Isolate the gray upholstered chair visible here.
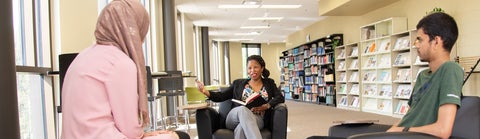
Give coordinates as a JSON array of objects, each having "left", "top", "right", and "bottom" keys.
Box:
[{"left": 195, "top": 99, "right": 288, "bottom": 139}]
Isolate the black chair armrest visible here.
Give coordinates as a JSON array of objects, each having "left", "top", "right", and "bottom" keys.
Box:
[
  {"left": 329, "top": 123, "right": 391, "bottom": 138},
  {"left": 348, "top": 132, "right": 439, "bottom": 139},
  {"left": 196, "top": 107, "right": 220, "bottom": 139},
  {"left": 271, "top": 103, "right": 288, "bottom": 139}
]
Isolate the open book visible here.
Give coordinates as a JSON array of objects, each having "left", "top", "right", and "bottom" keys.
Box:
[{"left": 232, "top": 93, "right": 268, "bottom": 109}]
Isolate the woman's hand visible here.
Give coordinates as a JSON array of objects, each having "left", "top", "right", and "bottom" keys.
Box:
[
  {"left": 195, "top": 79, "right": 210, "bottom": 97},
  {"left": 143, "top": 130, "right": 178, "bottom": 139},
  {"left": 251, "top": 103, "right": 271, "bottom": 114}
]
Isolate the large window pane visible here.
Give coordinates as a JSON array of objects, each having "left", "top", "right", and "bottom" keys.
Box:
[
  {"left": 17, "top": 72, "right": 46, "bottom": 139},
  {"left": 13, "top": 0, "right": 35, "bottom": 66}
]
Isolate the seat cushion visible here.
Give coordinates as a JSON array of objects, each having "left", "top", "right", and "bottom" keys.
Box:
[{"left": 213, "top": 128, "right": 271, "bottom": 139}]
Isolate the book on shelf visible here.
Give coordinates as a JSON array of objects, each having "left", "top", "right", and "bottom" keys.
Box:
[
  {"left": 395, "top": 100, "right": 410, "bottom": 114},
  {"left": 394, "top": 52, "right": 411, "bottom": 66},
  {"left": 393, "top": 36, "right": 410, "bottom": 50},
  {"left": 350, "top": 47, "right": 359, "bottom": 57},
  {"left": 350, "top": 96, "right": 360, "bottom": 108},
  {"left": 379, "top": 85, "right": 392, "bottom": 97},
  {"left": 349, "top": 59, "right": 359, "bottom": 69},
  {"left": 232, "top": 93, "right": 268, "bottom": 109},
  {"left": 395, "top": 85, "right": 412, "bottom": 98},
  {"left": 350, "top": 84, "right": 360, "bottom": 95},
  {"left": 349, "top": 72, "right": 359, "bottom": 82}
]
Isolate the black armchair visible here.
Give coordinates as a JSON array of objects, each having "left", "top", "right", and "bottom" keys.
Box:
[
  {"left": 324, "top": 96, "right": 480, "bottom": 139},
  {"left": 196, "top": 100, "right": 288, "bottom": 139}
]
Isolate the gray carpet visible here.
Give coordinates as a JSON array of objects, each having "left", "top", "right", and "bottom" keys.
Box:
[{"left": 181, "top": 100, "right": 400, "bottom": 139}]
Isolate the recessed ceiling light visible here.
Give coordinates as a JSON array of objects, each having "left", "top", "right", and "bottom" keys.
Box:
[
  {"left": 218, "top": 4, "right": 301, "bottom": 9},
  {"left": 242, "top": 0, "right": 262, "bottom": 5},
  {"left": 218, "top": 4, "right": 259, "bottom": 8},
  {"left": 248, "top": 17, "right": 283, "bottom": 21},
  {"left": 260, "top": 5, "right": 302, "bottom": 9},
  {"left": 240, "top": 26, "right": 270, "bottom": 29}
]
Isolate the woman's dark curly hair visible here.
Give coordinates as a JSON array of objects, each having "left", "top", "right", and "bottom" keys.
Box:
[{"left": 247, "top": 55, "right": 270, "bottom": 78}]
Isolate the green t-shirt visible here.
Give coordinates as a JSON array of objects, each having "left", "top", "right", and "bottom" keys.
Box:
[{"left": 398, "top": 61, "right": 463, "bottom": 127}]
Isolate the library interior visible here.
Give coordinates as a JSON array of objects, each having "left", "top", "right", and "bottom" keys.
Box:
[{"left": 1, "top": 0, "right": 480, "bottom": 139}]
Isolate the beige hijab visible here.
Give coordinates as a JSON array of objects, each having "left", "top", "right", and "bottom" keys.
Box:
[{"left": 94, "top": 0, "right": 150, "bottom": 126}]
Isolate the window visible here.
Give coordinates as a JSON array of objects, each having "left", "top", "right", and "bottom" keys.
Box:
[
  {"left": 12, "top": 0, "right": 52, "bottom": 138},
  {"left": 242, "top": 43, "right": 261, "bottom": 78}
]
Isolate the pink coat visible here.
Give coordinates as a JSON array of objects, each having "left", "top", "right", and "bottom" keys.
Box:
[{"left": 61, "top": 45, "right": 176, "bottom": 139}]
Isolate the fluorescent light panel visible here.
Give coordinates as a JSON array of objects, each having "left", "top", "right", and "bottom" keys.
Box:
[
  {"left": 260, "top": 5, "right": 302, "bottom": 9},
  {"left": 248, "top": 17, "right": 283, "bottom": 21},
  {"left": 234, "top": 32, "right": 261, "bottom": 35},
  {"left": 218, "top": 4, "right": 301, "bottom": 9},
  {"left": 240, "top": 26, "right": 270, "bottom": 29},
  {"left": 218, "top": 4, "right": 259, "bottom": 8}
]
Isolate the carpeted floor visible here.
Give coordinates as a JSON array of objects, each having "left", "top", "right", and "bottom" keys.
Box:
[{"left": 180, "top": 100, "right": 400, "bottom": 139}]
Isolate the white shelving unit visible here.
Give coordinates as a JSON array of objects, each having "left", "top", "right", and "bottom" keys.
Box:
[{"left": 335, "top": 43, "right": 361, "bottom": 110}]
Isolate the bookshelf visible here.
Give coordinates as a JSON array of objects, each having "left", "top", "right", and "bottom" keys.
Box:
[
  {"left": 336, "top": 17, "right": 428, "bottom": 117},
  {"left": 335, "top": 43, "right": 361, "bottom": 110},
  {"left": 280, "top": 34, "right": 343, "bottom": 106}
]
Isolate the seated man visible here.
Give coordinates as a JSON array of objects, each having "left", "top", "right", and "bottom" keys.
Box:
[{"left": 386, "top": 12, "right": 463, "bottom": 139}]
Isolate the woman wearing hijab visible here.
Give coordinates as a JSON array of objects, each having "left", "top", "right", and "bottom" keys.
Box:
[{"left": 61, "top": 0, "right": 187, "bottom": 138}]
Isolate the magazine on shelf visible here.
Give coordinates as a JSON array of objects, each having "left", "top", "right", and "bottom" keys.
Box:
[
  {"left": 393, "top": 36, "right": 410, "bottom": 50},
  {"left": 394, "top": 52, "right": 410, "bottom": 66},
  {"left": 365, "top": 56, "right": 377, "bottom": 68},
  {"left": 349, "top": 72, "right": 359, "bottom": 82},
  {"left": 379, "top": 85, "right": 392, "bottom": 97},
  {"left": 338, "top": 61, "right": 346, "bottom": 70},
  {"left": 350, "top": 84, "right": 360, "bottom": 95},
  {"left": 395, "top": 100, "right": 410, "bottom": 114},
  {"left": 350, "top": 96, "right": 360, "bottom": 107},
  {"left": 339, "top": 96, "right": 348, "bottom": 106},
  {"left": 232, "top": 93, "right": 267, "bottom": 109},
  {"left": 395, "top": 85, "right": 412, "bottom": 98},
  {"left": 363, "top": 84, "right": 377, "bottom": 96},
  {"left": 378, "top": 100, "right": 392, "bottom": 112},
  {"left": 349, "top": 59, "right": 359, "bottom": 69},
  {"left": 378, "top": 55, "right": 391, "bottom": 68},
  {"left": 338, "top": 49, "right": 346, "bottom": 59},
  {"left": 350, "top": 47, "right": 359, "bottom": 57},
  {"left": 378, "top": 39, "right": 391, "bottom": 52}
]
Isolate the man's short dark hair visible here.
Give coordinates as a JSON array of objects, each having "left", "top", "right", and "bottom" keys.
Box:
[{"left": 416, "top": 12, "right": 458, "bottom": 52}]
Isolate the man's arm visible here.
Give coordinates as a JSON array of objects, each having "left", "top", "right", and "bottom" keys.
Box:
[{"left": 388, "top": 104, "right": 457, "bottom": 139}]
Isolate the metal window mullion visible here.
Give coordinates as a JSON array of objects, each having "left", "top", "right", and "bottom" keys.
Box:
[{"left": 31, "top": 0, "right": 39, "bottom": 68}]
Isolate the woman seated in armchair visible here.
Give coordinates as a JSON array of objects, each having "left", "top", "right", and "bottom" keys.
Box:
[{"left": 196, "top": 55, "right": 285, "bottom": 139}]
